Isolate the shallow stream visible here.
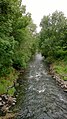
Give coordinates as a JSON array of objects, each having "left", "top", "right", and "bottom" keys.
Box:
[{"left": 14, "top": 54, "right": 67, "bottom": 119}]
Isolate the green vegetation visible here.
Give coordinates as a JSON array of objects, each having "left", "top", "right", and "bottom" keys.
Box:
[
  {"left": 0, "top": 0, "right": 37, "bottom": 95},
  {"left": 53, "top": 60, "right": 67, "bottom": 80},
  {"left": 39, "top": 11, "right": 67, "bottom": 80},
  {"left": 0, "top": 1, "right": 67, "bottom": 95},
  {"left": 0, "top": 69, "right": 19, "bottom": 95}
]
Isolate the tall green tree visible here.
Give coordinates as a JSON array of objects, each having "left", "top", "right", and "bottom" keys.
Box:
[
  {"left": 39, "top": 11, "right": 67, "bottom": 62},
  {"left": 0, "top": 0, "right": 37, "bottom": 76}
]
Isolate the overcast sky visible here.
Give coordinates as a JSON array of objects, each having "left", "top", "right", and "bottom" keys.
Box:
[{"left": 22, "top": 0, "right": 67, "bottom": 32}]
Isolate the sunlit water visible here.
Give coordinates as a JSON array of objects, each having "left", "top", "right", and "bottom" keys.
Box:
[{"left": 14, "top": 54, "right": 67, "bottom": 119}]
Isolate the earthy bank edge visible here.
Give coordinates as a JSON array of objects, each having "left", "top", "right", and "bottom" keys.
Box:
[
  {"left": 49, "top": 64, "right": 67, "bottom": 92},
  {"left": 0, "top": 69, "right": 25, "bottom": 119},
  {"left": 0, "top": 113, "right": 15, "bottom": 119}
]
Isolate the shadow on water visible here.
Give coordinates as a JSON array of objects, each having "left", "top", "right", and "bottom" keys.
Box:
[{"left": 14, "top": 53, "right": 67, "bottom": 119}]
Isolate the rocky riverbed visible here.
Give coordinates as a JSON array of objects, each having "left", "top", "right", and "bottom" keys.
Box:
[
  {"left": 0, "top": 94, "right": 16, "bottom": 116},
  {"left": 14, "top": 54, "right": 67, "bottom": 119}
]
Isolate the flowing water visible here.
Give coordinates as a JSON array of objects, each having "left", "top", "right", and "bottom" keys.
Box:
[{"left": 14, "top": 54, "right": 67, "bottom": 119}]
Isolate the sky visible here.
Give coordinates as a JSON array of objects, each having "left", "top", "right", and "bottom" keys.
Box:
[{"left": 22, "top": 0, "right": 67, "bottom": 32}]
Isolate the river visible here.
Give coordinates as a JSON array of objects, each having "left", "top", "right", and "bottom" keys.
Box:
[{"left": 14, "top": 54, "right": 67, "bottom": 119}]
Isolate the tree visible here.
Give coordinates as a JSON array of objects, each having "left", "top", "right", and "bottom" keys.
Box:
[
  {"left": 39, "top": 11, "right": 67, "bottom": 62},
  {"left": 0, "top": 0, "right": 37, "bottom": 76}
]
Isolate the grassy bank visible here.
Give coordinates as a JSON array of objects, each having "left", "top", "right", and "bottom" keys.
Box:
[
  {"left": 52, "top": 60, "right": 67, "bottom": 81},
  {"left": 0, "top": 68, "right": 19, "bottom": 96}
]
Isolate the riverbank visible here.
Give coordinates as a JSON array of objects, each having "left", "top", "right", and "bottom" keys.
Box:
[
  {"left": 0, "top": 54, "right": 35, "bottom": 118},
  {"left": 0, "top": 73, "right": 16, "bottom": 118},
  {"left": 0, "top": 67, "right": 26, "bottom": 118},
  {"left": 49, "top": 60, "right": 67, "bottom": 91},
  {"left": 0, "top": 69, "right": 19, "bottom": 95},
  {"left": 0, "top": 68, "right": 23, "bottom": 118}
]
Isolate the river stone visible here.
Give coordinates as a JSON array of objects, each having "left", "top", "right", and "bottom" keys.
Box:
[
  {"left": 12, "top": 102, "right": 15, "bottom": 106},
  {"left": 64, "top": 89, "right": 67, "bottom": 92},
  {"left": 2, "top": 94, "right": 8, "bottom": 101},
  {"left": 13, "top": 98, "right": 16, "bottom": 103},
  {"left": 0, "top": 97, "right": 2, "bottom": 101},
  {"left": 0, "top": 102, "right": 3, "bottom": 106},
  {"left": 2, "top": 101, "right": 6, "bottom": 105},
  {"left": 1, "top": 105, "right": 9, "bottom": 114}
]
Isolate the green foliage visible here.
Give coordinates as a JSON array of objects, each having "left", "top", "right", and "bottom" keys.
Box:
[
  {"left": 8, "top": 87, "right": 16, "bottom": 96},
  {"left": 39, "top": 11, "right": 67, "bottom": 61},
  {"left": 39, "top": 11, "right": 67, "bottom": 80},
  {"left": 0, "top": 79, "right": 15, "bottom": 95},
  {"left": 0, "top": 0, "right": 37, "bottom": 75},
  {"left": 0, "top": 36, "right": 16, "bottom": 76},
  {"left": 0, "top": 68, "right": 18, "bottom": 95},
  {"left": 0, "top": 0, "right": 37, "bottom": 94},
  {"left": 53, "top": 60, "right": 67, "bottom": 80}
]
